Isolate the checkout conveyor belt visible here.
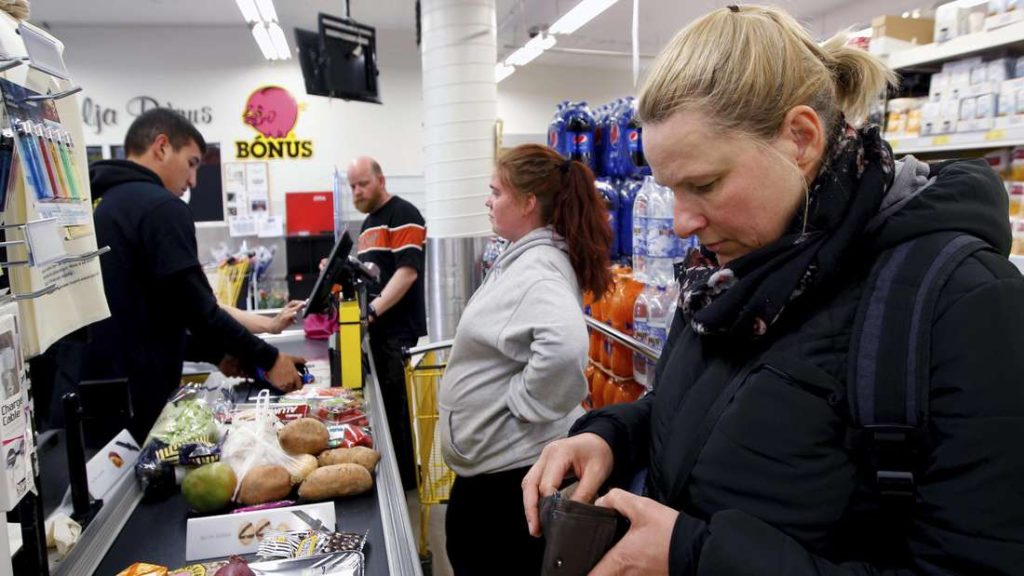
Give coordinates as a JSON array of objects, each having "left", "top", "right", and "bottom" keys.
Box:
[{"left": 39, "top": 331, "right": 420, "bottom": 576}]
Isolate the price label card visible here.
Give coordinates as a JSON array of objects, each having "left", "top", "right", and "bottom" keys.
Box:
[
  {"left": 932, "top": 135, "right": 951, "bottom": 146},
  {"left": 986, "top": 130, "right": 1007, "bottom": 141}
]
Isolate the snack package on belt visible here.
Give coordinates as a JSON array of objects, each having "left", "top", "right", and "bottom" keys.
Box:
[
  {"left": 167, "top": 560, "right": 229, "bottom": 576},
  {"left": 258, "top": 529, "right": 368, "bottom": 560},
  {"left": 314, "top": 395, "right": 367, "bottom": 426},
  {"left": 117, "top": 563, "right": 168, "bottom": 576},
  {"left": 327, "top": 424, "right": 373, "bottom": 449},
  {"left": 248, "top": 551, "right": 365, "bottom": 575}
]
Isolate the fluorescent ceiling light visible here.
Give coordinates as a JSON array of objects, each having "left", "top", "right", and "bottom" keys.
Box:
[
  {"left": 235, "top": 0, "right": 260, "bottom": 23},
  {"left": 495, "top": 63, "right": 516, "bottom": 82},
  {"left": 251, "top": 23, "right": 278, "bottom": 60},
  {"left": 254, "top": 0, "right": 278, "bottom": 23},
  {"left": 549, "top": 0, "right": 618, "bottom": 35},
  {"left": 268, "top": 22, "right": 291, "bottom": 60},
  {"left": 505, "top": 33, "right": 556, "bottom": 67}
]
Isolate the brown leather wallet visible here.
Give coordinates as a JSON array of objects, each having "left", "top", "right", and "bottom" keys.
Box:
[{"left": 539, "top": 492, "right": 630, "bottom": 576}]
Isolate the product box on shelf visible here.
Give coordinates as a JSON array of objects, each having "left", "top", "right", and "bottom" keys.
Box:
[
  {"left": 985, "top": 148, "right": 1011, "bottom": 175},
  {"left": 994, "top": 114, "right": 1024, "bottom": 128},
  {"left": 960, "top": 97, "right": 978, "bottom": 120},
  {"left": 872, "top": 15, "right": 935, "bottom": 44},
  {"left": 957, "top": 118, "right": 995, "bottom": 132},
  {"left": 0, "top": 302, "right": 28, "bottom": 512},
  {"left": 971, "top": 64, "right": 989, "bottom": 85},
  {"left": 935, "top": 2, "right": 971, "bottom": 42},
  {"left": 185, "top": 501, "right": 336, "bottom": 561},
  {"left": 985, "top": 7, "right": 1024, "bottom": 30},
  {"left": 998, "top": 89, "right": 1016, "bottom": 116},
  {"left": 921, "top": 116, "right": 959, "bottom": 136},
  {"left": 977, "top": 93, "right": 998, "bottom": 118},
  {"left": 988, "top": 58, "right": 1015, "bottom": 82}
]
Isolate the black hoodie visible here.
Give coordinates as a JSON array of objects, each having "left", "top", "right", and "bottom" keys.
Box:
[{"left": 58, "top": 160, "right": 278, "bottom": 441}]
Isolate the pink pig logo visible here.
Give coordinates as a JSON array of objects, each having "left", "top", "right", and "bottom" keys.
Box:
[{"left": 243, "top": 86, "right": 298, "bottom": 139}]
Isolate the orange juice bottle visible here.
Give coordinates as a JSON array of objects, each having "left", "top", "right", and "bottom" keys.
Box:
[
  {"left": 591, "top": 369, "right": 608, "bottom": 409},
  {"left": 603, "top": 376, "right": 623, "bottom": 407},
  {"left": 614, "top": 378, "right": 644, "bottom": 404},
  {"left": 599, "top": 278, "right": 621, "bottom": 368},
  {"left": 611, "top": 276, "right": 644, "bottom": 377},
  {"left": 590, "top": 294, "right": 605, "bottom": 362}
]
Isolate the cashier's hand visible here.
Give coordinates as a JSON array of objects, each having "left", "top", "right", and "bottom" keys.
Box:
[
  {"left": 265, "top": 353, "right": 306, "bottom": 393},
  {"left": 588, "top": 489, "right": 676, "bottom": 576},
  {"left": 269, "top": 300, "right": 305, "bottom": 334}
]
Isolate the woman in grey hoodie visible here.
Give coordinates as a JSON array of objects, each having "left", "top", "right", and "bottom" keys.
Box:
[{"left": 439, "top": 144, "right": 613, "bottom": 575}]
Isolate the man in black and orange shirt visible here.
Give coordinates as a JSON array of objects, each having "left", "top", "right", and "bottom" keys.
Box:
[{"left": 348, "top": 156, "right": 426, "bottom": 488}]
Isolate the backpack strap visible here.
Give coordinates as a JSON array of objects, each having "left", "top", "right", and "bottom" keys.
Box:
[{"left": 848, "top": 232, "right": 988, "bottom": 502}]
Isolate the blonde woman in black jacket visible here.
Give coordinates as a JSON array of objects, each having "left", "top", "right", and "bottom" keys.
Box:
[{"left": 523, "top": 5, "right": 1024, "bottom": 575}]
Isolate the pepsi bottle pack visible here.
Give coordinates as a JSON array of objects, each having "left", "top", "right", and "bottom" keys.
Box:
[
  {"left": 548, "top": 101, "right": 571, "bottom": 159},
  {"left": 548, "top": 101, "right": 597, "bottom": 171},
  {"left": 596, "top": 178, "right": 620, "bottom": 260}
]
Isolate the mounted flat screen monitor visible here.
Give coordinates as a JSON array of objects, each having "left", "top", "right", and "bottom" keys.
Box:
[
  {"left": 303, "top": 230, "right": 355, "bottom": 318},
  {"left": 293, "top": 13, "right": 381, "bottom": 104}
]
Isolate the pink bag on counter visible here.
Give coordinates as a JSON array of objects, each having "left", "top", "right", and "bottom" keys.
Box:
[{"left": 303, "top": 309, "right": 338, "bottom": 340}]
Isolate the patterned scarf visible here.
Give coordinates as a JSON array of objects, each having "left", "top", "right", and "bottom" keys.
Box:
[{"left": 678, "top": 123, "right": 895, "bottom": 339}]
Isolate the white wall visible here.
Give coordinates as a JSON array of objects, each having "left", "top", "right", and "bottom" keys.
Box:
[{"left": 51, "top": 24, "right": 425, "bottom": 218}]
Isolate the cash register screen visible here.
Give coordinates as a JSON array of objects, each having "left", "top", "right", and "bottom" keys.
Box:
[{"left": 302, "top": 230, "right": 354, "bottom": 317}]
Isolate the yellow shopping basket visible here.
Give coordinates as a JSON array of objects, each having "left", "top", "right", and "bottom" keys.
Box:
[
  {"left": 404, "top": 342, "right": 456, "bottom": 558},
  {"left": 214, "top": 256, "right": 251, "bottom": 306}
]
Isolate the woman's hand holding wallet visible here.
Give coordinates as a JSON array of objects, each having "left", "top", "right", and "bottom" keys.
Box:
[{"left": 522, "top": 432, "right": 615, "bottom": 537}]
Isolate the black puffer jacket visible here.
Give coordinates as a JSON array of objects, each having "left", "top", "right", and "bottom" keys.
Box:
[{"left": 573, "top": 158, "right": 1024, "bottom": 575}]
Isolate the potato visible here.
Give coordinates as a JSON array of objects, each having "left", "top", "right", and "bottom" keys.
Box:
[
  {"left": 285, "top": 453, "right": 319, "bottom": 484},
  {"left": 298, "top": 464, "right": 372, "bottom": 501},
  {"left": 317, "top": 446, "right": 381, "bottom": 472},
  {"left": 237, "top": 464, "right": 292, "bottom": 505},
  {"left": 278, "top": 418, "right": 329, "bottom": 455}
]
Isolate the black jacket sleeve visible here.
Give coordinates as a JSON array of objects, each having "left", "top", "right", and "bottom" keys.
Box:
[
  {"left": 167, "top": 266, "right": 279, "bottom": 372},
  {"left": 673, "top": 269, "right": 1024, "bottom": 576}
]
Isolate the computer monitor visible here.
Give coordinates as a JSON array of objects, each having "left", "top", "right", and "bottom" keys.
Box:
[
  {"left": 294, "top": 28, "right": 330, "bottom": 98},
  {"left": 293, "top": 13, "right": 382, "bottom": 104},
  {"left": 303, "top": 230, "right": 355, "bottom": 318}
]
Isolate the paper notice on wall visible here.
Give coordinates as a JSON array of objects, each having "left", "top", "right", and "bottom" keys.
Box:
[
  {"left": 0, "top": 303, "right": 30, "bottom": 511},
  {"left": 256, "top": 215, "right": 284, "bottom": 238},
  {"left": 229, "top": 215, "right": 257, "bottom": 238},
  {"left": 246, "top": 163, "right": 269, "bottom": 216},
  {"left": 224, "top": 162, "right": 246, "bottom": 195},
  {"left": 245, "top": 163, "right": 269, "bottom": 197}
]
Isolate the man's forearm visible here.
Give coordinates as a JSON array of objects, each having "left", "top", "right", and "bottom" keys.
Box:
[
  {"left": 221, "top": 303, "right": 274, "bottom": 333},
  {"left": 371, "top": 266, "right": 418, "bottom": 316}
]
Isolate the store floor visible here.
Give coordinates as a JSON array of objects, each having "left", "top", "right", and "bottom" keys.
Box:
[{"left": 406, "top": 489, "right": 453, "bottom": 576}]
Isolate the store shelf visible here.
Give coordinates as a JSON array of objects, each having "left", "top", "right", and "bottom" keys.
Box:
[
  {"left": 889, "top": 126, "right": 1024, "bottom": 154},
  {"left": 585, "top": 316, "right": 660, "bottom": 361},
  {"left": 888, "top": 20, "right": 1024, "bottom": 70},
  {"left": 1010, "top": 255, "right": 1024, "bottom": 274}
]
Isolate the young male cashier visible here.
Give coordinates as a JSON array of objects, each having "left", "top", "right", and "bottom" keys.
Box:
[{"left": 53, "top": 109, "right": 303, "bottom": 442}]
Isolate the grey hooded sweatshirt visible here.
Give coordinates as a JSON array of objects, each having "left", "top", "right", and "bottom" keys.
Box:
[{"left": 438, "top": 226, "right": 589, "bottom": 477}]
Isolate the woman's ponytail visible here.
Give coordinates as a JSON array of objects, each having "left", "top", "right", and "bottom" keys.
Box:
[{"left": 551, "top": 160, "right": 612, "bottom": 297}]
